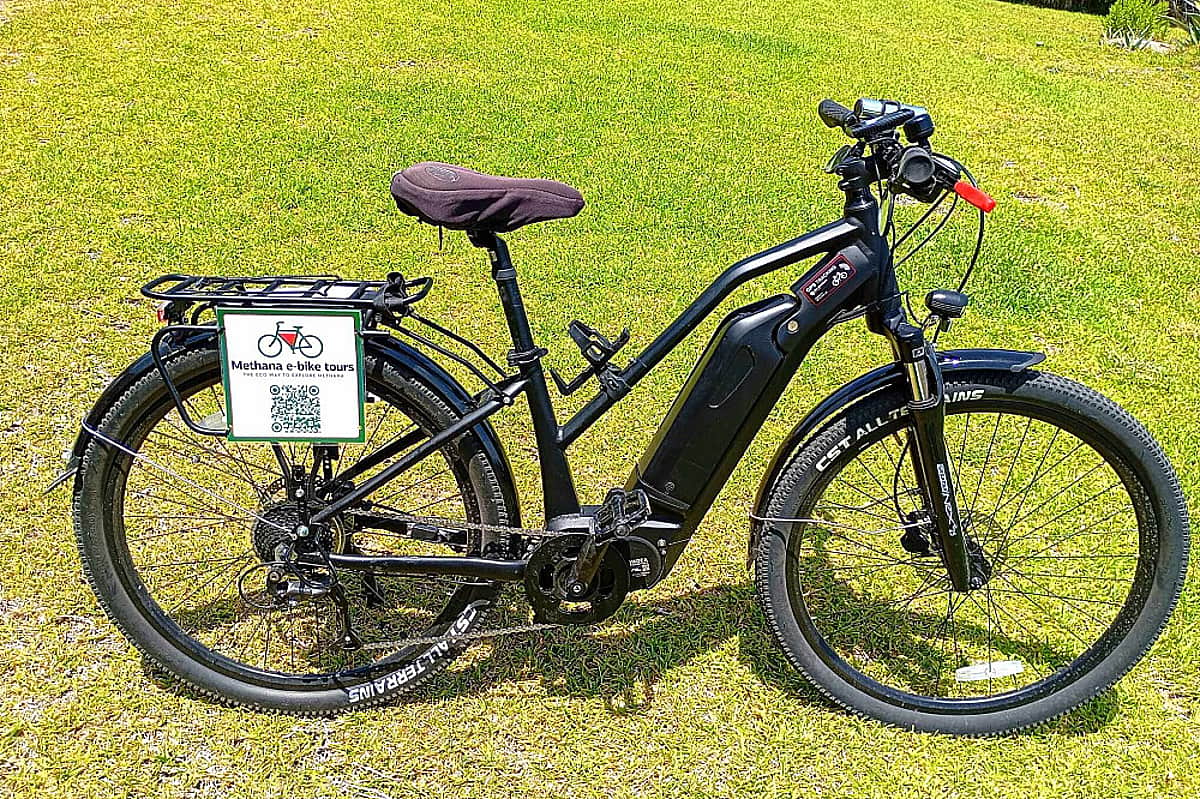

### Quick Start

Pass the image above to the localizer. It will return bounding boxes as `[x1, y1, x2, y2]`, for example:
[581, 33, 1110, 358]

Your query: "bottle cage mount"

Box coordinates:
[549, 319, 631, 396]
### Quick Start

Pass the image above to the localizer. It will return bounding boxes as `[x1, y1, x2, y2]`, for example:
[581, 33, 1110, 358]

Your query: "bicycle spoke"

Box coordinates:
[987, 572, 1099, 646]
[789, 401, 1144, 704]
[991, 416, 1033, 516]
[969, 413, 1002, 520]
[156, 420, 279, 479]
[1004, 464, 1109, 537]
[812, 500, 897, 524]
[126, 519, 227, 543]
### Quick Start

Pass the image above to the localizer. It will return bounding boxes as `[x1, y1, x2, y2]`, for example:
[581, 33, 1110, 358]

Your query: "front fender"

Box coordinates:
[60, 331, 521, 526]
[750, 348, 1044, 520]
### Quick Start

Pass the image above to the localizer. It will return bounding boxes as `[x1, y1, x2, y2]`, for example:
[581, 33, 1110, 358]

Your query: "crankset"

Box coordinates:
[235, 499, 641, 653]
[524, 532, 630, 625]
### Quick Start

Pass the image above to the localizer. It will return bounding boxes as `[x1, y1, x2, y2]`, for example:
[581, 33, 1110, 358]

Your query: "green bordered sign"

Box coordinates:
[216, 308, 365, 443]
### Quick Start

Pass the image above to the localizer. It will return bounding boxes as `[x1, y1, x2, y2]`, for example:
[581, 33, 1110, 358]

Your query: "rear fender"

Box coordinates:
[748, 347, 1044, 553]
[60, 331, 521, 526]
[51, 327, 221, 492]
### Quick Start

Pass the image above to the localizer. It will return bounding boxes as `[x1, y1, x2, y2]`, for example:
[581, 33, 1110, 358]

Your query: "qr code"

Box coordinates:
[270, 384, 321, 434]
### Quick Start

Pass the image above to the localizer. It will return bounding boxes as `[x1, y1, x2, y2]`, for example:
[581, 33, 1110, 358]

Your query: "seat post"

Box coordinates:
[467, 229, 581, 520]
[468, 231, 538, 355]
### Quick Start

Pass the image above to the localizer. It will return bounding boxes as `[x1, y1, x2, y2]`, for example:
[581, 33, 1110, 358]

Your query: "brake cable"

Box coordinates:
[884, 150, 988, 297]
[955, 161, 987, 293]
[892, 189, 950, 251]
[894, 191, 959, 269]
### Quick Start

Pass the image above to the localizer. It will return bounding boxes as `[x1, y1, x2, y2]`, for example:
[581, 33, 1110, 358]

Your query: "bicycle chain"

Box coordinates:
[360, 507, 565, 544]
[344, 509, 588, 654]
[358, 620, 563, 651]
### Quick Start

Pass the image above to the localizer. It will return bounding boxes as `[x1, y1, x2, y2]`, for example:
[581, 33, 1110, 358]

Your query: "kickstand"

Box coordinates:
[345, 542, 386, 607]
[361, 570, 386, 608]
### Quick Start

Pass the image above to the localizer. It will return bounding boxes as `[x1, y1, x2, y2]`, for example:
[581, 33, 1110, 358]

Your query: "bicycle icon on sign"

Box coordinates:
[257, 321, 324, 359]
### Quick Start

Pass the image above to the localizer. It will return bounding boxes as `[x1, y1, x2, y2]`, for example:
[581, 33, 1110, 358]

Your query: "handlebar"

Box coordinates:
[821, 96, 934, 143]
[818, 97, 994, 213]
[848, 109, 914, 140]
[818, 98, 855, 129]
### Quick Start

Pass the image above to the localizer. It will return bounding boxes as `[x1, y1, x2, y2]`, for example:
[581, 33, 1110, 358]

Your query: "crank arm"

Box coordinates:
[893, 323, 973, 592]
[565, 488, 650, 591]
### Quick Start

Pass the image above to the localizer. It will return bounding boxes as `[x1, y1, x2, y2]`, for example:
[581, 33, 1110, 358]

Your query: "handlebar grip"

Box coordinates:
[953, 181, 996, 213]
[848, 108, 915, 139]
[818, 99, 854, 129]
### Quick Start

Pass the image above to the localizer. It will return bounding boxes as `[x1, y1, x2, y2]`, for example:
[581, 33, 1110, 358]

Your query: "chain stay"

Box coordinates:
[343, 509, 583, 653]
[361, 507, 564, 543]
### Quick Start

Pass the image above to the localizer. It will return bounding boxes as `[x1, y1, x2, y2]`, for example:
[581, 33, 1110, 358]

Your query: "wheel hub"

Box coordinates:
[966, 536, 993, 588]
[251, 502, 343, 562]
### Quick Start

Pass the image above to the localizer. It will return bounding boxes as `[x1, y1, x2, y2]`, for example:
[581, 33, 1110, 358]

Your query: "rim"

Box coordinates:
[782, 396, 1154, 712]
[102, 354, 496, 688]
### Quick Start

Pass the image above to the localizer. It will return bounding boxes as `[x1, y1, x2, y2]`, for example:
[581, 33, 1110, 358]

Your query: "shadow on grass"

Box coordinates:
[411, 581, 1121, 736]
[140, 579, 1120, 735]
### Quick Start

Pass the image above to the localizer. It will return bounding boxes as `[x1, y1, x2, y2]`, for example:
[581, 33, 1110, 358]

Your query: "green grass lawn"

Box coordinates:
[3, 0, 1200, 795]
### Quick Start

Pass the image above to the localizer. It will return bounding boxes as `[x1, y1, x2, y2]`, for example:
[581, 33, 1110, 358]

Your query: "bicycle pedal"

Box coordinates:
[592, 488, 651, 540]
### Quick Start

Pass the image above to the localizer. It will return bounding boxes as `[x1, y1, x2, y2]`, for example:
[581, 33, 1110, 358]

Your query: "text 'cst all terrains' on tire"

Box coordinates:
[755, 370, 1188, 735]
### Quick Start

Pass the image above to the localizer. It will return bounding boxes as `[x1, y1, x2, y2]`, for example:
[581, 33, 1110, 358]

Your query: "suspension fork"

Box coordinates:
[889, 321, 974, 592]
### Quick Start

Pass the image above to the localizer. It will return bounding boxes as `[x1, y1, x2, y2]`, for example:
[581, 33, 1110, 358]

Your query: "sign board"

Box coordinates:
[216, 308, 365, 442]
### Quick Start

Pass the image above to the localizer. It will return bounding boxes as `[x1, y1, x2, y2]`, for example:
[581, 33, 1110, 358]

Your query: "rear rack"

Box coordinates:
[141, 272, 512, 434]
[141, 273, 432, 310]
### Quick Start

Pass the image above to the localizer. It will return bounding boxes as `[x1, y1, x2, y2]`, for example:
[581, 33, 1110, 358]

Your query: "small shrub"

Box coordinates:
[1104, 0, 1169, 48]
[1182, 12, 1200, 45]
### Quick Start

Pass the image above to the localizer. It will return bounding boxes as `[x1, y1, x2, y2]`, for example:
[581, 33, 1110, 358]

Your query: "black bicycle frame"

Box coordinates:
[311, 213, 866, 527]
[310, 159, 977, 591]
[303, 152, 985, 596]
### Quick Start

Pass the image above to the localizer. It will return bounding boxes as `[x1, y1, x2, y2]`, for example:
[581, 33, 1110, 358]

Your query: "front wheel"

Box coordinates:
[755, 370, 1188, 735]
[297, 334, 323, 358]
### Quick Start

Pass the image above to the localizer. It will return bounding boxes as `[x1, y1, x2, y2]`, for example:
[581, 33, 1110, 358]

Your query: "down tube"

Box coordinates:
[624, 246, 876, 576]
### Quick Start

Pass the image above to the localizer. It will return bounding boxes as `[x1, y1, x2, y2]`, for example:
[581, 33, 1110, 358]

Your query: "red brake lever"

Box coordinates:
[953, 180, 996, 213]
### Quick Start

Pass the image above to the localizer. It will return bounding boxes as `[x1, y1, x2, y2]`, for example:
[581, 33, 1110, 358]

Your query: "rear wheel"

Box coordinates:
[74, 344, 516, 714]
[256, 334, 282, 358]
[755, 370, 1188, 735]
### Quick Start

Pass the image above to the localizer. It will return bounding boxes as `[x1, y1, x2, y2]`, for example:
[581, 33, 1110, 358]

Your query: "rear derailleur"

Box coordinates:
[239, 514, 365, 650]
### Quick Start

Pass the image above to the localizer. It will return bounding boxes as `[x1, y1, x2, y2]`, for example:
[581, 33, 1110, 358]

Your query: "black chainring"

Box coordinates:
[524, 533, 629, 625]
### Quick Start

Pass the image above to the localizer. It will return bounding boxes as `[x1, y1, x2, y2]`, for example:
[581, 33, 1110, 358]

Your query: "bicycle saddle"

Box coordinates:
[390, 162, 585, 233]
